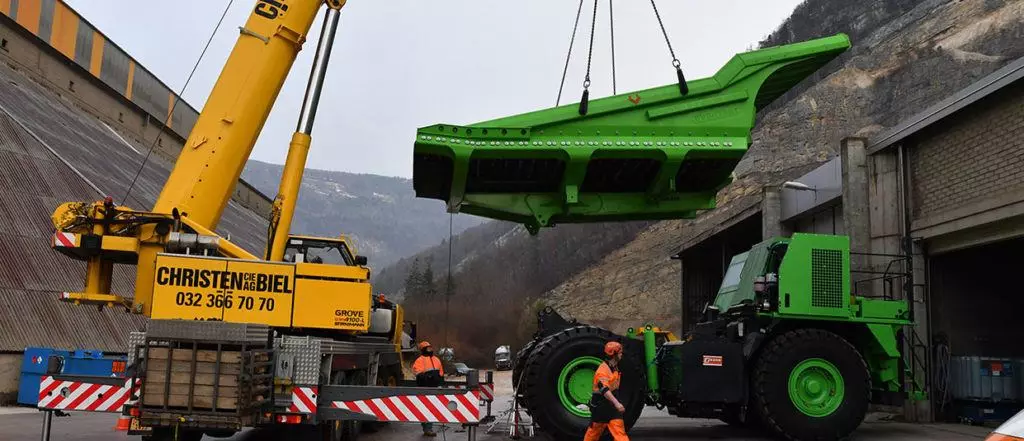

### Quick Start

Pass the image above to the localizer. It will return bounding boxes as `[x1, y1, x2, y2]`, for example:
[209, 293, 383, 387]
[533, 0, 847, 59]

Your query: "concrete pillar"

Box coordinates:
[867, 146, 932, 423]
[761, 186, 790, 239]
[842, 138, 871, 283]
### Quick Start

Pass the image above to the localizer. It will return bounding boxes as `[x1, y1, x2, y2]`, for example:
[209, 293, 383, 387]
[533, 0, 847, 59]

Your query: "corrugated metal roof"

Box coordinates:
[0, 60, 268, 352]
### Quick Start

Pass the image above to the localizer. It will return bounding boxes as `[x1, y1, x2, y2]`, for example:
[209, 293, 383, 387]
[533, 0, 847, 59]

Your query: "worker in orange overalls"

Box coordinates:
[584, 341, 629, 441]
[412, 341, 444, 437]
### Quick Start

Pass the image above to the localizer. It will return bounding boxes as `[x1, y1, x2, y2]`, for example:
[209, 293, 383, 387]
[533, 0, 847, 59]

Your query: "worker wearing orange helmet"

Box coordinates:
[584, 340, 629, 441]
[412, 341, 444, 436]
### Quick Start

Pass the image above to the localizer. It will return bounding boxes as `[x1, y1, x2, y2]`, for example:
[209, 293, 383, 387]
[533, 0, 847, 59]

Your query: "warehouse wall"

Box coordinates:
[909, 81, 1024, 222]
[0, 2, 271, 218]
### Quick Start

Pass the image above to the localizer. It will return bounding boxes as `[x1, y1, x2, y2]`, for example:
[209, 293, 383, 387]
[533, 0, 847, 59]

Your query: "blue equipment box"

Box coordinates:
[17, 347, 126, 406]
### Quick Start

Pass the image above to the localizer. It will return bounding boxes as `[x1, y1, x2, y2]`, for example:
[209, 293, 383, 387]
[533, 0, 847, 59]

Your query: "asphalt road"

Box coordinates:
[0, 371, 992, 441]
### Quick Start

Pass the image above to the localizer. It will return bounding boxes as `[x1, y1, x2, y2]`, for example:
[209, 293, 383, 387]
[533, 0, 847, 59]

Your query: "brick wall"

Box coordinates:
[908, 81, 1024, 220]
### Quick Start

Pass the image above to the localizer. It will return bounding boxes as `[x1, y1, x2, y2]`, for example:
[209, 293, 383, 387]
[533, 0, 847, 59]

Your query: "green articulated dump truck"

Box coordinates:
[514, 233, 919, 441]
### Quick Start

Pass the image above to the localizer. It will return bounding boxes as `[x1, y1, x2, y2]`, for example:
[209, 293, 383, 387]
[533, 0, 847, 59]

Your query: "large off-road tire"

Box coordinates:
[513, 338, 539, 411]
[513, 339, 539, 391]
[752, 329, 870, 441]
[521, 326, 645, 440]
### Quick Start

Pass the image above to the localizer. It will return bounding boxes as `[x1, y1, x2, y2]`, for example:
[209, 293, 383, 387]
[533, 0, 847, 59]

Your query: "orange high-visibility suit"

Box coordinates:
[583, 362, 628, 441]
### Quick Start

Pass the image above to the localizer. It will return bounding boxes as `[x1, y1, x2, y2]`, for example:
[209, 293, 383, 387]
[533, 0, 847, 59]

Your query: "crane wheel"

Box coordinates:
[321, 370, 364, 441]
[142, 428, 202, 441]
[521, 326, 645, 440]
[752, 328, 870, 441]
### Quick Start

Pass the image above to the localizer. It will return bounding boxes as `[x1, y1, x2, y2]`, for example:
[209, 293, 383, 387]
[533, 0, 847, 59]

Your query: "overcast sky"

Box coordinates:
[65, 1, 803, 178]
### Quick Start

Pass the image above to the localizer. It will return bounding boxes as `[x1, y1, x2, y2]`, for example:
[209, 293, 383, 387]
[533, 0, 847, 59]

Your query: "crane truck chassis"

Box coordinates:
[512, 233, 921, 441]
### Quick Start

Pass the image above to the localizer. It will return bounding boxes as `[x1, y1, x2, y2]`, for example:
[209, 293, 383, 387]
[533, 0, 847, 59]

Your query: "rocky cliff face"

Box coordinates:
[547, 0, 1024, 334]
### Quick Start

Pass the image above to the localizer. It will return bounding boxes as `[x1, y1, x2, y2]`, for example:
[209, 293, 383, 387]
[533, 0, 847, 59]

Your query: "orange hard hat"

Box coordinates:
[418, 341, 432, 350]
[604, 341, 623, 357]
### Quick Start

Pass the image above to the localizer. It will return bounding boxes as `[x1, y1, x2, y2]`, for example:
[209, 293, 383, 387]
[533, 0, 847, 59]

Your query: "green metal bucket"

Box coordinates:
[413, 34, 850, 233]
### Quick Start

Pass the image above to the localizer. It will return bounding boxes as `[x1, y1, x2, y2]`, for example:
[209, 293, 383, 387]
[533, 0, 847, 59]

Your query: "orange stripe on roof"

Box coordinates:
[125, 61, 135, 99]
[89, 31, 103, 76]
[16, 0, 42, 34]
[166, 94, 175, 126]
[50, 3, 78, 59]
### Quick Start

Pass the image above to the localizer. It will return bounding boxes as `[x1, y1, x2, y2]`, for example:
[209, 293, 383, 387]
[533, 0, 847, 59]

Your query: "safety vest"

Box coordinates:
[592, 362, 620, 393]
[413, 355, 444, 376]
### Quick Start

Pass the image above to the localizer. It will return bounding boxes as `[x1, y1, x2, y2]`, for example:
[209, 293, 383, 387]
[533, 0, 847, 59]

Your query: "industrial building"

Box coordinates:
[673, 55, 1024, 422]
[0, 1, 270, 403]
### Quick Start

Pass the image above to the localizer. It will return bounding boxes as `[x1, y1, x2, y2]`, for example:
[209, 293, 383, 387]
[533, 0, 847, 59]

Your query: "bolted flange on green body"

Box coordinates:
[413, 34, 850, 233]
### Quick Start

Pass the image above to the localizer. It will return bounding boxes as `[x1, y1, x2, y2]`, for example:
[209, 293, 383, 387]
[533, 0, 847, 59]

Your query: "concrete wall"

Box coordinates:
[0, 354, 21, 405]
[0, 15, 272, 218]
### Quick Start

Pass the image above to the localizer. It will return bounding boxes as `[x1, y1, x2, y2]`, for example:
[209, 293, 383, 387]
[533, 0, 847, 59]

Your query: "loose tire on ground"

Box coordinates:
[521, 326, 645, 440]
[752, 328, 870, 441]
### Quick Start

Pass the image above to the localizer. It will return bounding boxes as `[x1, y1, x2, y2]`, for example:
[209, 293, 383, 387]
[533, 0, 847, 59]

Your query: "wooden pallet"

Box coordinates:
[142, 348, 245, 410]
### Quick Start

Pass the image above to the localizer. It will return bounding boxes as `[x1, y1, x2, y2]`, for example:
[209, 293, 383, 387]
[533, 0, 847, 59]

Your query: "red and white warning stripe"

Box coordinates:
[330, 391, 480, 424]
[52, 232, 76, 248]
[453, 384, 493, 402]
[479, 384, 494, 402]
[289, 387, 318, 414]
[38, 376, 135, 412]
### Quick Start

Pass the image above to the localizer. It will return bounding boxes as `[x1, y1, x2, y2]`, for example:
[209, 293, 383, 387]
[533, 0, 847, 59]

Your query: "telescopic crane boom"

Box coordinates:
[49, 0, 395, 337]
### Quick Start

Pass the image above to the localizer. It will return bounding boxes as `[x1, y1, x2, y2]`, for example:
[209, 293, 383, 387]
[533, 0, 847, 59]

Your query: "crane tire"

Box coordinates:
[521, 326, 645, 440]
[752, 328, 870, 441]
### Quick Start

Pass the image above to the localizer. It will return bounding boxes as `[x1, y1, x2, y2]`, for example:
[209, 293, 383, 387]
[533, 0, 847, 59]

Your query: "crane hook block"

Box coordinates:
[413, 34, 850, 233]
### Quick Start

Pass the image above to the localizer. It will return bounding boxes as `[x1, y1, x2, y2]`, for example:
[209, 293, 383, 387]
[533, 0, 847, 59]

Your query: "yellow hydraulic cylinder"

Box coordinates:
[268, 7, 342, 261]
[268, 132, 312, 261]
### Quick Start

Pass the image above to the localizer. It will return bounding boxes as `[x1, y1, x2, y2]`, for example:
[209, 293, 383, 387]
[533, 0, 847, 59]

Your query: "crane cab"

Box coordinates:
[283, 235, 368, 268]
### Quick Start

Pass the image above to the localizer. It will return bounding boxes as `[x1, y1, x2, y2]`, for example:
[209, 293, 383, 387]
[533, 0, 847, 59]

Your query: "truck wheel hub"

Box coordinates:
[557, 356, 602, 417]
[788, 358, 844, 418]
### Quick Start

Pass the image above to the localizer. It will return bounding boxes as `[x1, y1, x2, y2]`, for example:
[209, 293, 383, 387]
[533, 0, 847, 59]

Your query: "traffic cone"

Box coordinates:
[114, 414, 131, 431]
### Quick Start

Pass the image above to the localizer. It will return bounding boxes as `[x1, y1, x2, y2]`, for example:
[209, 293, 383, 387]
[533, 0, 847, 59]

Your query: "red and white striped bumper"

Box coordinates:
[290, 386, 481, 424]
[38, 376, 136, 413]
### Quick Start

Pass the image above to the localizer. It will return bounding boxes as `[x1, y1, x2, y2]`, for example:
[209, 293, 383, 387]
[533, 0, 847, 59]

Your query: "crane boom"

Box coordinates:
[158, 0, 324, 231]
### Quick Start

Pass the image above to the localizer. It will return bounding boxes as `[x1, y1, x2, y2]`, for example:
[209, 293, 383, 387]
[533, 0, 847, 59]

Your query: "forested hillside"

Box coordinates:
[375, 221, 652, 365]
[241, 160, 483, 267]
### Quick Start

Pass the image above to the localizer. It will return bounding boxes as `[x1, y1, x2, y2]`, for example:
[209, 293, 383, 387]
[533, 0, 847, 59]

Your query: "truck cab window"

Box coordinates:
[286, 240, 354, 266]
[307, 244, 349, 265]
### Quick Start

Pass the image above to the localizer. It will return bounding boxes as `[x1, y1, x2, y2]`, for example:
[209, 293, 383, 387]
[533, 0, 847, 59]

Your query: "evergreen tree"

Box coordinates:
[403, 258, 422, 299]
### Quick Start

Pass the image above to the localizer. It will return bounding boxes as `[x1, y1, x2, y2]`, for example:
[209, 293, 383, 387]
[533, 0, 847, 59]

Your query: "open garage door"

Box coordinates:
[929, 237, 1024, 422]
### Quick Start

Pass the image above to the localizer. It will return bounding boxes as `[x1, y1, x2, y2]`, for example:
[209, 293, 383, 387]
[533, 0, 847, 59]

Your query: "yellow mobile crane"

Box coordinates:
[45, 1, 441, 439]
[51, 0, 372, 331]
